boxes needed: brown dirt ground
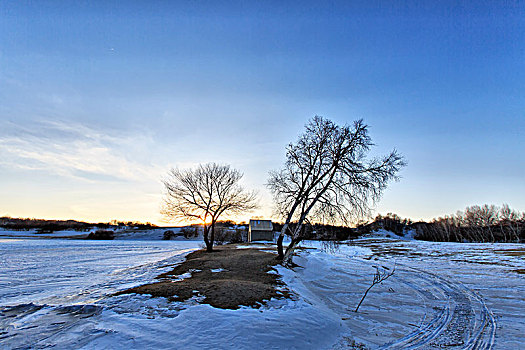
[494,249,525,257]
[116,245,289,309]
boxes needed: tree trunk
[207,222,215,252]
[282,167,338,265]
[276,210,298,261]
[203,224,213,252]
[277,233,285,260]
[282,237,301,266]
[282,229,300,265]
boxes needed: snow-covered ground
[0,227,186,240]
[0,228,90,238]
[1,237,524,349]
[0,239,199,306]
[366,228,417,240]
[294,239,525,349]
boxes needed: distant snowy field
[0,227,184,240]
[1,237,524,349]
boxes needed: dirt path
[117,245,289,309]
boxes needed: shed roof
[249,220,273,231]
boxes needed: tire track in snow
[380,264,496,350]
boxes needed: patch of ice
[170,272,192,281]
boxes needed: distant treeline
[0,217,157,233]
[358,204,524,243]
[4,204,524,243]
[273,222,360,241]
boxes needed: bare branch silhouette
[355,264,396,313]
[268,116,405,265]
[162,163,258,252]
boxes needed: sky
[1,1,524,225]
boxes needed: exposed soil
[494,249,525,257]
[116,245,289,309]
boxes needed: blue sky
[1,1,524,224]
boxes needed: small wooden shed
[248,220,274,242]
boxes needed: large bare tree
[268,116,406,265]
[162,163,258,252]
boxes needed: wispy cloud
[0,118,161,182]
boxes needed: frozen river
[0,239,203,349]
[0,239,200,307]
[1,238,524,349]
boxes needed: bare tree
[268,116,405,265]
[499,203,521,243]
[162,163,258,252]
[355,264,395,312]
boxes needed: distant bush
[288,223,358,241]
[132,222,157,230]
[86,230,115,240]
[35,223,61,234]
[355,222,373,236]
[163,230,176,240]
[214,228,226,245]
[214,228,246,245]
[109,220,158,230]
[228,228,246,243]
[215,220,236,228]
[36,228,54,234]
[181,227,199,239]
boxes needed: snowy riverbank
[1,238,524,348]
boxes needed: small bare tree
[355,264,395,312]
[162,163,258,252]
[268,116,405,265]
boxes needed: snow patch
[1,238,524,349]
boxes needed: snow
[0,238,343,349]
[114,228,188,240]
[0,228,89,238]
[306,238,524,349]
[366,228,416,240]
[1,237,524,349]
[0,239,199,306]
[85,296,344,349]
[236,244,269,249]
[0,227,195,241]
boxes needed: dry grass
[116,245,289,309]
[494,249,525,257]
